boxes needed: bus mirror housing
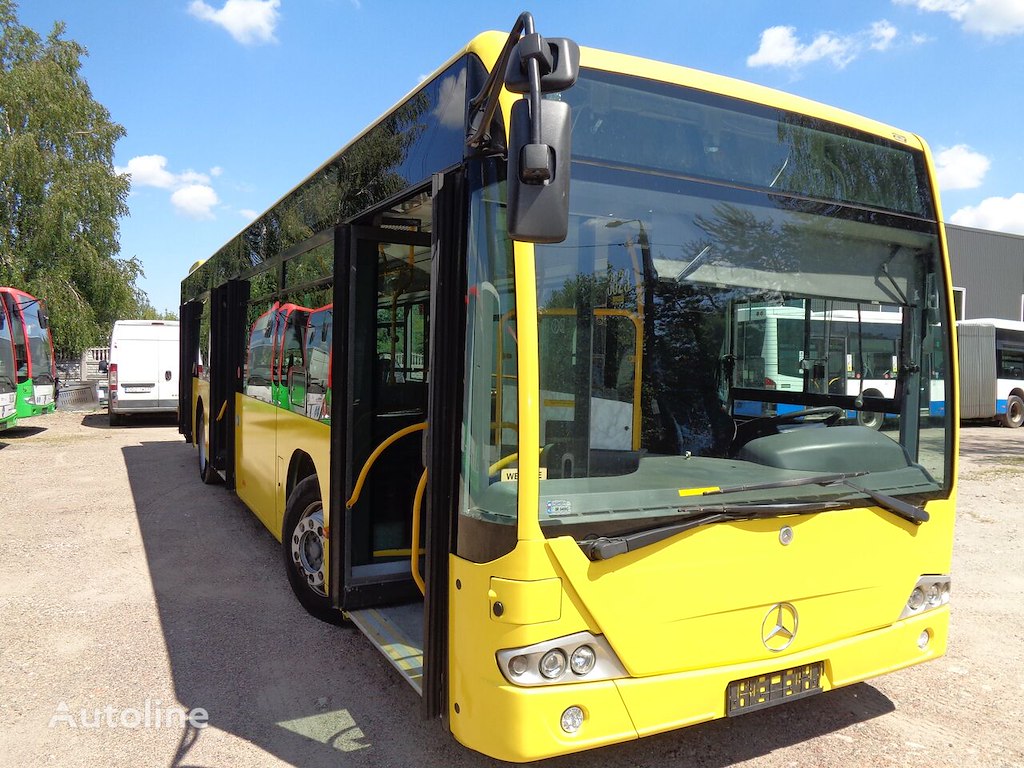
[465,15,578,242]
[507,97,572,243]
[503,35,580,95]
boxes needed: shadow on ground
[82,412,179,430]
[124,438,895,768]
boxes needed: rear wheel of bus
[196,409,219,484]
[1000,394,1024,428]
[283,475,345,624]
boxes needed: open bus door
[328,172,465,722]
[179,299,202,442]
[209,279,249,488]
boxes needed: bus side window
[246,310,274,402]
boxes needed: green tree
[0,0,137,356]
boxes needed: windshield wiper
[578,501,843,561]
[578,471,931,561]
[703,470,929,526]
[701,471,869,497]
[840,482,929,525]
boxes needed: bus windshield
[525,70,951,535]
[0,308,15,391]
[20,299,54,384]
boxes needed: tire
[108,405,124,427]
[196,410,219,484]
[1000,394,1024,429]
[283,476,345,624]
[856,409,884,430]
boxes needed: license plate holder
[726,661,823,716]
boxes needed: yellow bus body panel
[274,406,332,535]
[235,394,280,535]
[235,394,331,540]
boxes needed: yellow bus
[179,12,957,761]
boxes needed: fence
[55,347,109,410]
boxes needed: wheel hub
[291,504,326,597]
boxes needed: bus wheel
[283,476,345,624]
[196,411,219,484]
[1000,395,1024,428]
[857,409,884,430]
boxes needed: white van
[102,320,179,426]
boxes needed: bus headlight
[899,575,950,619]
[497,631,628,687]
[570,645,596,675]
[539,649,567,679]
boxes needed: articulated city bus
[957,318,1024,427]
[180,13,957,761]
[0,287,57,423]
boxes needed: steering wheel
[763,405,845,428]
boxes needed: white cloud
[747,20,902,70]
[894,0,1024,37]
[188,0,281,45]
[748,26,855,69]
[171,185,220,220]
[935,144,991,190]
[870,20,899,50]
[239,209,259,221]
[117,155,224,219]
[116,155,215,190]
[117,155,177,189]
[949,193,1024,234]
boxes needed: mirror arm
[466,12,534,151]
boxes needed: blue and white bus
[732,300,944,428]
[957,318,1024,428]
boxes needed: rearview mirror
[507,97,572,243]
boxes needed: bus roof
[184,24,935,301]
[958,318,1024,331]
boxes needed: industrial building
[946,223,1024,322]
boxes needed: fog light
[508,655,529,677]
[560,705,584,734]
[917,629,931,650]
[539,649,567,680]
[570,645,596,676]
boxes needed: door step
[346,603,424,695]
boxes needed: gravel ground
[0,410,1021,768]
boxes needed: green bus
[0,287,57,422]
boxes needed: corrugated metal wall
[946,224,1024,321]
[956,323,996,419]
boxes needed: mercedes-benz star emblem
[761,602,798,652]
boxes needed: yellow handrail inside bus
[410,468,428,596]
[216,400,228,422]
[346,422,427,509]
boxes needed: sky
[16,0,1024,315]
